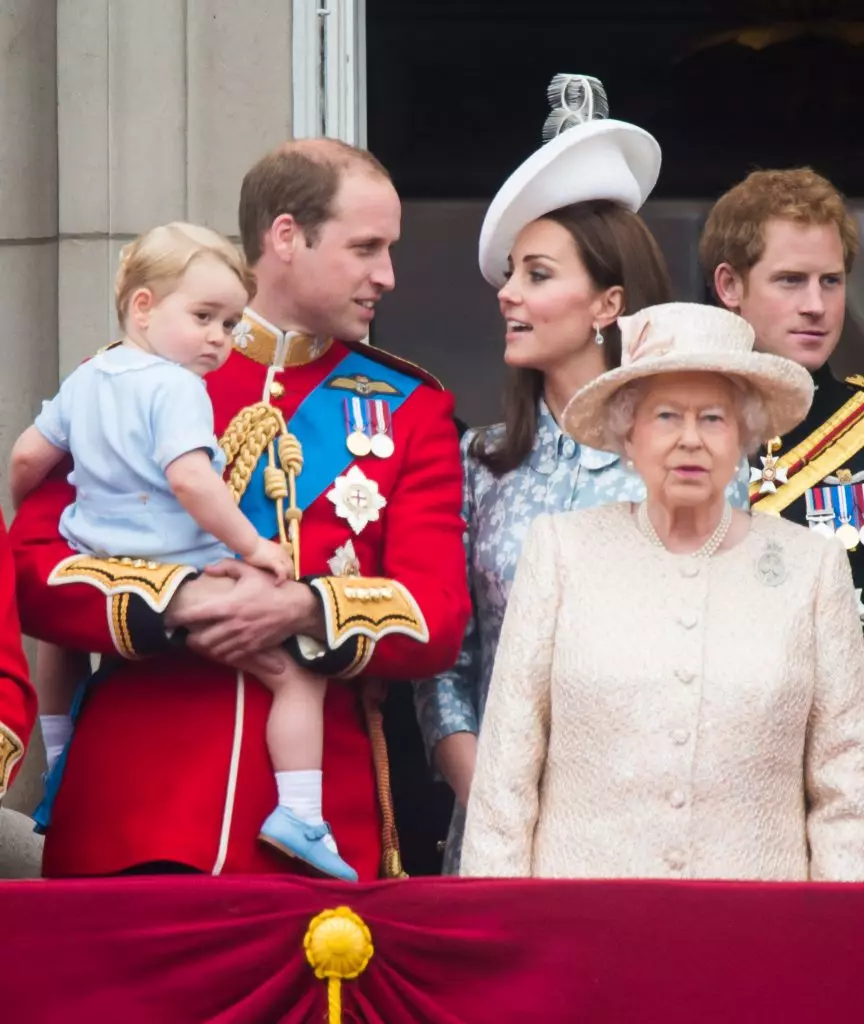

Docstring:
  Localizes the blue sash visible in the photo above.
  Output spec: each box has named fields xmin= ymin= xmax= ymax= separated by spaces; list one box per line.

xmin=239 ymin=349 xmax=420 ymax=538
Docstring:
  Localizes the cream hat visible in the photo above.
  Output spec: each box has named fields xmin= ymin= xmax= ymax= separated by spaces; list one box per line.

xmin=478 ymin=74 xmax=662 ymax=287
xmin=563 ymin=303 xmax=814 ymax=449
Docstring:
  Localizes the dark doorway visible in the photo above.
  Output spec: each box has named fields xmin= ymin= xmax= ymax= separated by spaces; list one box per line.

xmin=367 ymin=0 xmax=864 ymax=201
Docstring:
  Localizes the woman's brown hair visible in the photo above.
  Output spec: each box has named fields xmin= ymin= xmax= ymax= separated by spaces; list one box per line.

xmin=471 ymin=199 xmax=672 ymax=475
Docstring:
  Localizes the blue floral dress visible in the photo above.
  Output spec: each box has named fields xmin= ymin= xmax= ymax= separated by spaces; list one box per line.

xmin=414 ymin=399 xmax=751 ymax=873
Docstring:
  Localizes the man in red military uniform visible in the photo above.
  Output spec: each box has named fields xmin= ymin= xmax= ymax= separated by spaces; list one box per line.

xmin=0 ymin=510 xmax=36 ymax=814
xmin=10 ymin=139 xmax=470 ymax=879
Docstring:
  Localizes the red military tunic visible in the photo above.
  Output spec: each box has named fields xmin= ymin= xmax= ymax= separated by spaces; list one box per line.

xmin=10 ymin=314 xmax=470 ymax=878
xmin=0 ymin=509 xmax=36 ymax=802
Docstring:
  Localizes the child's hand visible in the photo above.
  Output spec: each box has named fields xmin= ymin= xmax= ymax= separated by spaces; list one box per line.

xmin=244 ymin=538 xmax=295 ymax=584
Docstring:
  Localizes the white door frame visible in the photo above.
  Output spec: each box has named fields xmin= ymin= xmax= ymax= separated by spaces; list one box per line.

xmin=291 ymin=0 xmax=367 ymax=146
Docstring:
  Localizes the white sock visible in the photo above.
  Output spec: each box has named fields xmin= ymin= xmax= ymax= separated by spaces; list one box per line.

xmin=275 ymin=770 xmax=337 ymax=852
xmin=40 ymin=714 xmax=73 ymax=773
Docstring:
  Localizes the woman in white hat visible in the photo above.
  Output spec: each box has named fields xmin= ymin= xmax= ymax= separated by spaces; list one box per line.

xmin=415 ymin=76 xmax=751 ymax=875
xmin=461 ymin=302 xmax=864 ymax=881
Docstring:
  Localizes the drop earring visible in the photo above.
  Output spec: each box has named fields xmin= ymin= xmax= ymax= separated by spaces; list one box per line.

xmin=594 ymin=324 xmax=604 ymax=346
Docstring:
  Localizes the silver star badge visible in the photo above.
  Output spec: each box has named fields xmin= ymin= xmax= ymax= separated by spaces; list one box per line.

xmin=750 ymin=455 xmax=788 ymax=494
xmin=327 ymin=465 xmax=387 ymax=536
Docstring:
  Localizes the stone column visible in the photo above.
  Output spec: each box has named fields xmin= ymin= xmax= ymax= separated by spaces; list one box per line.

xmin=57 ymin=0 xmax=294 ymax=372
xmin=0 ymin=0 xmax=59 ymax=502
xmin=0 ymin=0 xmax=59 ymax=814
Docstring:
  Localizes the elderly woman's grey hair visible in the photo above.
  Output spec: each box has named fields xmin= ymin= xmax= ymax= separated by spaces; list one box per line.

xmin=602 ymin=376 xmax=770 ymax=456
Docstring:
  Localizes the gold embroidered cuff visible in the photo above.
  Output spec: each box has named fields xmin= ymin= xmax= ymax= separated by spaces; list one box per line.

xmin=48 ymin=554 xmax=198 ymax=613
xmin=309 ymin=576 xmax=430 ymax=648
xmin=0 ymin=723 xmax=24 ymax=798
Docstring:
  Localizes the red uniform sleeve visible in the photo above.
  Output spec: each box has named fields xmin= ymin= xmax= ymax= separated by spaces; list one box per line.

xmin=290 ymin=385 xmax=471 ymax=681
xmin=9 ymin=469 xmax=176 ymax=659
xmin=0 ymin=509 xmax=37 ymax=798
xmin=366 ymin=386 xmax=470 ymax=678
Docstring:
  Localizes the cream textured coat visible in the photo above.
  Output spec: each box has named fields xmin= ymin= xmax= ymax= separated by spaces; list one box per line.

xmin=461 ymin=504 xmax=864 ymax=881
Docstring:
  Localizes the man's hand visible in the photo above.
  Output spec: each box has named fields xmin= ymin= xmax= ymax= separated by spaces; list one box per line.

xmin=165 ymin=560 xmax=325 ymax=664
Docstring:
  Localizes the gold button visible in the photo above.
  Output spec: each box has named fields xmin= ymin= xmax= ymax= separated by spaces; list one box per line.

xmin=269 ymin=380 xmax=285 ymax=398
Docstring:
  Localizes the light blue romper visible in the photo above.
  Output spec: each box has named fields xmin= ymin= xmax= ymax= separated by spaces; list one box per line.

xmin=34 ymin=345 xmax=233 ymax=569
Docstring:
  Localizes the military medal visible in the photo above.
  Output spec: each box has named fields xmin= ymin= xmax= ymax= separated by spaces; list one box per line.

xmin=805 ymin=487 xmax=836 ymax=539
xmin=369 ymin=399 xmax=395 ymax=459
xmin=835 ymin=484 xmax=860 ymax=550
xmin=344 ymin=397 xmax=372 ymax=458
xmin=836 ymin=522 xmax=860 ymax=550
xmin=855 ymin=484 xmax=864 ymax=545
xmin=749 ymin=452 xmax=788 ymax=495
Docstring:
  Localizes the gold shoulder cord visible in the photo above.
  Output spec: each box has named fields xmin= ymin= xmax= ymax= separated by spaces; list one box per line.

xmin=752 ymin=393 xmax=864 ymax=514
xmin=220 ymin=402 xmax=304 ymax=577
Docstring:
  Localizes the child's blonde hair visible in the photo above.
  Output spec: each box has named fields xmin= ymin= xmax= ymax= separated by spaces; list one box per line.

xmin=115 ymin=221 xmax=257 ymax=328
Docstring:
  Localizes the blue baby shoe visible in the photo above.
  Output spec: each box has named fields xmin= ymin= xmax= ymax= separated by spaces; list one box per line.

xmin=259 ymin=807 xmax=359 ymax=882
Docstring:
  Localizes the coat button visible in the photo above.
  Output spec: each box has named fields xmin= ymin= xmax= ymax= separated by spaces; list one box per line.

xmin=676 ymin=668 xmax=695 ymax=684
xmin=669 ymin=790 xmax=687 ymax=808
xmin=678 ymin=611 xmax=698 ymax=629
xmin=671 ymin=729 xmax=690 ymax=745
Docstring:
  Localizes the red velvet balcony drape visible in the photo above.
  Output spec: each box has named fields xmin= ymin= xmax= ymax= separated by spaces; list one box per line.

xmin=4 ymin=876 xmax=863 ymax=1023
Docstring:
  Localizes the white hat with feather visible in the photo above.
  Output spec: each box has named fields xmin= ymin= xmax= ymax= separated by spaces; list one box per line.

xmin=478 ymin=74 xmax=662 ymax=287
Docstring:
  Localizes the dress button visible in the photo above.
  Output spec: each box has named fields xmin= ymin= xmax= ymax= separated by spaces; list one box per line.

xmin=269 ymin=380 xmax=285 ymax=398
xmin=561 ymin=437 xmax=577 ymax=460
xmin=676 ymin=668 xmax=695 ymax=684
xmin=680 ymin=559 xmax=700 ymax=578
xmin=678 ymin=611 xmax=698 ymax=629
xmin=666 ymin=850 xmax=686 ymax=871
xmin=671 ymin=729 xmax=690 ymax=745
xmin=669 ymin=790 xmax=687 ymax=808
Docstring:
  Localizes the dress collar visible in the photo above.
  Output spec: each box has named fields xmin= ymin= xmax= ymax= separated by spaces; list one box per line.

xmin=528 ymin=399 xmax=620 ymax=475
xmin=231 ymin=308 xmax=334 ymax=368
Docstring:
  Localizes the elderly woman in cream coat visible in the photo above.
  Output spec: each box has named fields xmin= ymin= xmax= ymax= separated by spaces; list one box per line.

xmin=461 ymin=302 xmax=864 ymax=882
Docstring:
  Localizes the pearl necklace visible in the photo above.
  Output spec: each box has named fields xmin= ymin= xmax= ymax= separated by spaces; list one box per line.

xmin=637 ymin=501 xmax=733 ymax=559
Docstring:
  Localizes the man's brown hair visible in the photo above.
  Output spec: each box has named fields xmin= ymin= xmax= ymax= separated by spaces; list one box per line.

xmin=238 ymin=139 xmax=391 ymax=264
xmin=699 ymin=167 xmax=860 ymax=294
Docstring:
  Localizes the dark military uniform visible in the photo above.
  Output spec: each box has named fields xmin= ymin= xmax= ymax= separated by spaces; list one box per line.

xmin=750 ymin=365 xmax=864 ymax=616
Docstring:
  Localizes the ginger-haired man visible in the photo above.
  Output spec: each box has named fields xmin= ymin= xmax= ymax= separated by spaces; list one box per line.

xmin=701 ymin=167 xmax=864 ymax=610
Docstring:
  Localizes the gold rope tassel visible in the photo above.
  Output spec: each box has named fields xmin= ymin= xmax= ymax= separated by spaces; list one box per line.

xmin=304 ymin=907 xmax=374 ymax=1024
xmin=363 ymin=683 xmax=407 ymax=879
xmin=278 ymin=432 xmax=304 ymax=578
